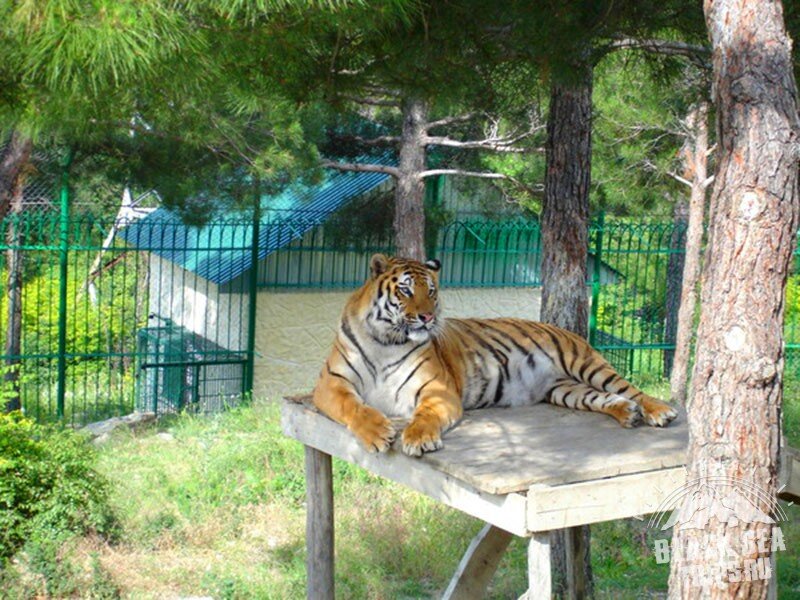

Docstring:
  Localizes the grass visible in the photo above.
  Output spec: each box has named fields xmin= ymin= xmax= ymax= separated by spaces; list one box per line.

xmin=2 ymin=391 xmax=800 ymax=598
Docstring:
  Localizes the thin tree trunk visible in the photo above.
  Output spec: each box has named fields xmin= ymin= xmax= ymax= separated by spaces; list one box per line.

xmin=670 ymin=102 xmax=709 ymax=405
xmin=668 ymin=1 xmax=799 ymax=598
xmin=393 ymin=97 xmax=428 ymax=261
xmin=664 ymin=199 xmax=688 ymax=378
xmin=0 ymin=131 xmax=33 ymax=219
xmin=3 ymin=136 xmax=32 ymax=412
xmin=541 ymin=65 xmax=594 ymax=599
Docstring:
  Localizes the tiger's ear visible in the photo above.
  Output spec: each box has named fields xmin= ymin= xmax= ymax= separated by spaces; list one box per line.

xmin=425 ymin=258 xmax=441 ymax=272
xmin=370 ymin=253 xmax=390 ymax=278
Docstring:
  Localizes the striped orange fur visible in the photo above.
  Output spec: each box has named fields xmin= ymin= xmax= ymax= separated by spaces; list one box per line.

xmin=312 ymin=254 xmax=678 ymax=457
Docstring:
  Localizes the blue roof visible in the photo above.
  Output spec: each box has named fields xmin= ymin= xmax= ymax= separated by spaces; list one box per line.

xmin=119 ymin=160 xmax=392 ymax=285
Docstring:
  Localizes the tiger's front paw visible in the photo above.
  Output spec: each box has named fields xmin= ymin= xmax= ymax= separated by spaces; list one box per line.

xmin=641 ymin=399 xmax=678 ymax=427
xmin=401 ymin=420 xmax=443 ymax=457
xmin=350 ymin=406 xmax=396 ymax=453
xmin=606 ymin=398 xmax=643 ymax=428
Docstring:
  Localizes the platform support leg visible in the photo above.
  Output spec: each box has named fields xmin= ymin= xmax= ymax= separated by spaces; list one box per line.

xmin=305 ymin=446 xmax=334 ymax=600
xmin=564 ymin=526 xmax=590 ymax=599
xmin=521 ymin=532 xmax=551 ymax=600
xmin=442 ymin=523 xmax=514 ymax=599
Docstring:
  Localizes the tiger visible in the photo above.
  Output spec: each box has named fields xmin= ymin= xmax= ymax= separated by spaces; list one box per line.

xmin=312 ymin=253 xmax=678 ymax=457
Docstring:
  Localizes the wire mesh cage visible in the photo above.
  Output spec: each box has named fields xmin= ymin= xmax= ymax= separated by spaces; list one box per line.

xmin=135 ymin=317 xmax=247 ymax=415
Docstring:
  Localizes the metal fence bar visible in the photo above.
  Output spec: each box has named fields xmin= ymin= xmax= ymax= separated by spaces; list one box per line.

xmin=588 ymin=211 xmax=605 ymax=347
xmin=55 ymin=151 xmax=72 ymax=419
xmin=245 ymin=197 xmax=260 ymax=395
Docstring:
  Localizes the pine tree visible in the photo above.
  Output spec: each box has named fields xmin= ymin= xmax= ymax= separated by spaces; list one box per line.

xmin=668 ymin=1 xmax=799 ymax=597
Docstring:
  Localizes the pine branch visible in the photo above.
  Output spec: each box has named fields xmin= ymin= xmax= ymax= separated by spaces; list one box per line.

xmin=420 ymin=168 xmax=506 ymax=179
xmin=420 ymin=169 xmax=543 ymax=196
xmin=424 ymin=134 xmax=544 ymax=153
xmin=426 ymin=113 xmax=480 ymax=130
xmin=341 ymin=95 xmax=401 ymax=108
xmin=329 ymin=133 xmax=401 ymax=147
xmin=608 ymin=37 xmax=711 ymax=65
xmin=361 ymin=84 xmax=401 ymax=97
xmin=321 ymin=160 xmax=399 ymax=177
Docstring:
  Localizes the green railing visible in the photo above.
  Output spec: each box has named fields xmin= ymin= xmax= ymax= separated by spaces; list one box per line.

xmin=257 ymin=218 xmax=540 ymax=288
xmin=588 ymin=219 xmax=688 ymax=381
xmin=0 ymin=211 xmax=255 ymax=425
xmin=3 ymin=205 xmax=800 ymax=425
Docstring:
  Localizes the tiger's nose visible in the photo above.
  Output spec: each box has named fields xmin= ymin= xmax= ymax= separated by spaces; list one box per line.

xmin=419 ymin=312 xmax=435 ymax=323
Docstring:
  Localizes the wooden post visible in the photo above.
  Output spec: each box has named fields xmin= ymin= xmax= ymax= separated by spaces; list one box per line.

xmin=442 ymin=523 xmax=514 ymax=599
xmin=564 ymin=527 xmax=590 ymax=599
xmin=305 ymin=446 xmax=334 ymax=600
xmin=523 ymin=532 xmax=552 ymax=600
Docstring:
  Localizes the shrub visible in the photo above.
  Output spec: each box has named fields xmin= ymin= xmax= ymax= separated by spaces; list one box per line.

xmin=0 ymin=413 xmax=116 ymax=562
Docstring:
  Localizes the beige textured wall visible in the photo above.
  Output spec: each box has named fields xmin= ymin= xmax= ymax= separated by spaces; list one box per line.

xmin=147 ymin=257 xmax=543 ymax=399
xmin=253 ymin=287 xmax=542 ymax=398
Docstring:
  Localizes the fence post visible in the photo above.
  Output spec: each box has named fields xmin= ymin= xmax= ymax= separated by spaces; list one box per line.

xmin=56 ymin=149 xmax=73 ymax=420
xmin=244 ymin=191 xmax=260 ymax=396
xmin=588 ymin=211 xmax=605 ymax=347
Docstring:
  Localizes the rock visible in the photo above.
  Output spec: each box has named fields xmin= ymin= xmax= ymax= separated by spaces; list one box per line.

xmin=80 ymin=412 xmax=157 ymax=441
xmin=92 ymin=432 xmax=112 ymax=446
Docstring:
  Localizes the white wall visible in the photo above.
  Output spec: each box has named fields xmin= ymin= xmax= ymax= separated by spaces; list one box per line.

xmin=148 ymin=255 xmax=249 ymax=352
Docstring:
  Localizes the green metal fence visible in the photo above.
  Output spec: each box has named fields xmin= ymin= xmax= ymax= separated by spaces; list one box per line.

xmin=3 ymin=201 xmax=800 ymax=425
xmin=588 ymin=219 xmax=688 ymax=382
xmin=257 ymin=217 xmax=620 ymax=289
xmin=0 ymin=208 xmax=255 ymax=425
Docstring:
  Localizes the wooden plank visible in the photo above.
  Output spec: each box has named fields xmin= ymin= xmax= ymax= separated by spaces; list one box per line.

xmin=283 ymin=397 xmax=689 ymax=495
xmin=305 ymin=446 xmax=334 ymax=600
xmin=282 ymin=401 xmax=530 ymax=536
xmin=527 ymin=452 xmax=799 ymax=533
xmin=422 ymin=403 xmax=688 ymax=494
xmin=442 ymin=524 xmax=514 ymax=600
xmin=523 ymin=532 xmax=552 ymax=600
xmin=526 ymin=467 xmax=687 ymax=532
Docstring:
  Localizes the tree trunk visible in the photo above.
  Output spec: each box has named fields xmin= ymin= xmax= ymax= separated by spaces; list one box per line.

xmin=3 ymin=136 xmax=32 ymax=412
xmin=670 ymin=102 xmax=710 ymax=405
xmin=664 ymin=200 xmax=688 ymax=378
xmin=393 ymin=97 xmax=428 ymax=261
xmin=541 ymin=71 xmax=592 ymax=336
xmin=541 ymin=65 xmax=594 ymax=599
xmin=0 ymin=131 xmax=33 ymax=219
xmin=668 ymin=2 xmax=799 ymax=598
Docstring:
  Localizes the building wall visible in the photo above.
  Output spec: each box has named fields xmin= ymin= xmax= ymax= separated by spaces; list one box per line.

xmin=148 ymin=255 xmax=544 ymax=399
xmin=148 ymin=255 xmax=249 ymax=352
xmin=252 ymin=287 xmax=542 ymax=398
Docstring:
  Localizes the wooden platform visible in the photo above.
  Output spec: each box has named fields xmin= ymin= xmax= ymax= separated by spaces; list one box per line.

xmin=282 ymin=397 xmax=690 ymax=534
xmin=281 ymin=397 xmax=800 ymax=599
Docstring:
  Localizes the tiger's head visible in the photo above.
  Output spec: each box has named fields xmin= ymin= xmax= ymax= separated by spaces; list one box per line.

xmin=362 ymin=253 xmax=442 ymax=345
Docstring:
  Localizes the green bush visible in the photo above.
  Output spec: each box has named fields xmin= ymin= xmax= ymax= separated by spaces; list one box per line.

xmin=0 ymin=412 xmax=116 ymax=562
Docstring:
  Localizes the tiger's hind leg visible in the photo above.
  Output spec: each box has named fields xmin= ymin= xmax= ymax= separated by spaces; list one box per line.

xmin=546 ymin=379 xmax=644 ymax=428
xmin=578 ymin=365 xmax=677 ymax=427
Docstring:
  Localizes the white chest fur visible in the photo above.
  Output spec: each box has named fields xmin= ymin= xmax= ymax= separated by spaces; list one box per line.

xmin=351 ymin=336 xmax=428 ymax=419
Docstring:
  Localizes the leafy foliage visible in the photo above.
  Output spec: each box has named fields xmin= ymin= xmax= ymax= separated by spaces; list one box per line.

xmin=0 ymin=413 xmax=116 ymax=562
